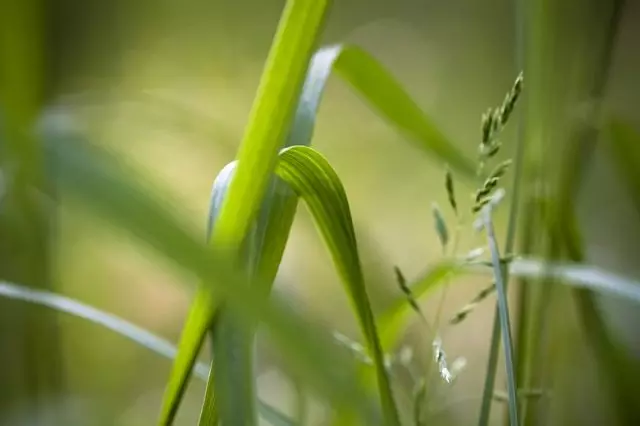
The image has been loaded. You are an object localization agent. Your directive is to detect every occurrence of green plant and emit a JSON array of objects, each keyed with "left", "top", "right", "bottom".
[{"left": 2, "top": 0, "right": 640, "bottom": 425}]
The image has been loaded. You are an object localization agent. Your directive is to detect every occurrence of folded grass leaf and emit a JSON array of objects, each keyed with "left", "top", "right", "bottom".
[
  {"left": 193, "top": 29, "right": 478, "bottom": 426},
  {"left": 44, "top": 131, "right": 382, "bottom": 425},
  {"left": 275, "top": 145, "right": 400, "bottom": 425}
]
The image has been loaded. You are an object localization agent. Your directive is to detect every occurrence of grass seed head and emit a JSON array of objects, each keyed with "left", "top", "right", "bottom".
[
  {"left": 449, "top": 282, "right": 496, "bottom": 325},
  {"left": 487, "top": 159, "right": 512, "bottom": 181},
  {"left": 444, "top": 166, "right": 457, "bottom": 214},
  {"left": 394, "top": 266, "right": 424, "bottom": 318},
  {"left": 481, "top": 109, "right": 495, "bottom": 146},
  {"left": 432, "top": 202, "right": 449, "bottom": 249}
]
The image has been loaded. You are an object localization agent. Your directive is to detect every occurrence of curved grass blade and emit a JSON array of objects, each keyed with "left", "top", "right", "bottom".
[
  {"left": 275, "top": 145, "right": 400, "bottom": 425},
  {"left": 0, "top": 280, "right": 294, "bottom": 426},
  {"left": 44, "top": 129, "right": 382, "bottom": 425}
]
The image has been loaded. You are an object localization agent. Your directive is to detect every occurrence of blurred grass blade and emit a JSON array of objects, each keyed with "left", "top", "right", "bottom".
[
  {"left": 0, "top": 280, "right": 302, "bottom": 426},
  {"left": 0, "top": 280, "right": 295, "bottom": 426},
  {"left": 0, "top": 0, "right": 66, "bottom": 416},
  {"left": 300, "top": 44, "right": 475, "bottom": 177},
  {"left": 608, "top": 119, "right": 640, "bottom": 213},
  {"left": 508, "top": 259, "right": 640, "bottom": 304},
  {"left": 44, "top": 129, "right": 382, "bottom": 425},
  {"left": 482, "top": 208, "right": 519, "bottom": 426},
  {"left": 255, "top": 35, "right": 484, "bottom": 294},
  {"left": 377, "top": 254, "right": 640, "bottom": 352},
  {"left": 0, "top": 280, "right": 202, "bottom": 374},
  {"left": 275, "top": 145, "right": 400, "bottom": 425}
]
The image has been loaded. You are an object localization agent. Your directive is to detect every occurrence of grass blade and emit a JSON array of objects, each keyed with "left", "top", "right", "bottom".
[
  {"left": 608, "top": 119, "right": 640, "bottom": 214},
  {"left": 303, "top": 44, "right": 476, "bottom": 177},
  {"left": 377, "top": 259, "right": 464, "bottom": 350},
  {"left": 163, "top": 0, "right": 332, "bottom": 424},
  {"left": 0, "top": 279, "right": 296, "bottom": 426},
  {"left": 0, "top": 0, "right": 66, "bottom": 416},
  {"left": 195, "top": 31, "right": 479, "bottom": 425},
  {"left": 275, "top": 145, "right": 400, "bottom": 425},
  {"left": 482, "top": 208, "right": 519, "bottom": 426}
]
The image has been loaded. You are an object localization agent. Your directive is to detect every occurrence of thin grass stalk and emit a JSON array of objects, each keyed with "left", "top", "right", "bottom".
[
  {"left": 482, "top": 209, "right": 519, "bottom": 426},
  {"left": 477, "top": 0, "right": 528, "bottom": 423}
]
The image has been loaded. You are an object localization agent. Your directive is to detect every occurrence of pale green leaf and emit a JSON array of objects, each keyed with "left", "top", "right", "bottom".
[{"left": 195, "top": 37, "right": 480, "bottom": 426}]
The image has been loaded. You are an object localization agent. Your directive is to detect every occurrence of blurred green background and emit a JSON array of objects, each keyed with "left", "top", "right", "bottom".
[{"left": 1, "top": 0, "right": 639, "bottom": 425}]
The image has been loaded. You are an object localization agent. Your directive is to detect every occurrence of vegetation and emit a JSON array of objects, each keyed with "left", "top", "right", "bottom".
[{"left": 1, "top": 0, "right": 638, "bottom": 425}]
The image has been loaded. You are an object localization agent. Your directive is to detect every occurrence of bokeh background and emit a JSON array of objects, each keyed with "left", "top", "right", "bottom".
[{"left": 1, "top": 0, "right": 639, "bottom": 425}]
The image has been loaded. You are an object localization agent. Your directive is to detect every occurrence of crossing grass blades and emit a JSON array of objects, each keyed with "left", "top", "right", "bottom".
[{"left": 2, "top": 0, "right": 640, "bottom": 425}]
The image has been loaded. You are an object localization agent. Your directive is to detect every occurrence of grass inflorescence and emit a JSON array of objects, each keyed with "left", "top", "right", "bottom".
[{"left": 393, "top": 72, "right": 524, "bottom": 424}]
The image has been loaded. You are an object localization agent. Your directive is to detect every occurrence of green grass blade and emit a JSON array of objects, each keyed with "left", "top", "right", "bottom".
[
  {"left": 275, "top": 145, "right": 400, "bottom": 425},
  {"left": 482, "top": 208, "right": 519, "bottom": 426},
  {"left": 44, "top": 129, "right": 382, "bottom": 425},
  {"left": 212, "top": 0, "right": 331, "bottom": 248},
  {"left": 608, "top": 119, "right": 640, "bottom": 213},
  {"left": 0, "top": 279, "right": 295, "bottom": 426},
  {"left": 553, "top": 203, "right": 640, "bottom": 424},
  {"left": 0, "top": 0, "right": 66, "bottom": 415}
]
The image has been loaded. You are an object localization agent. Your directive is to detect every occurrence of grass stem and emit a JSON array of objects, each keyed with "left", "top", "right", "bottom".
[{"left": 482, "top": 208, "right": 519, "bottom": 426}]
